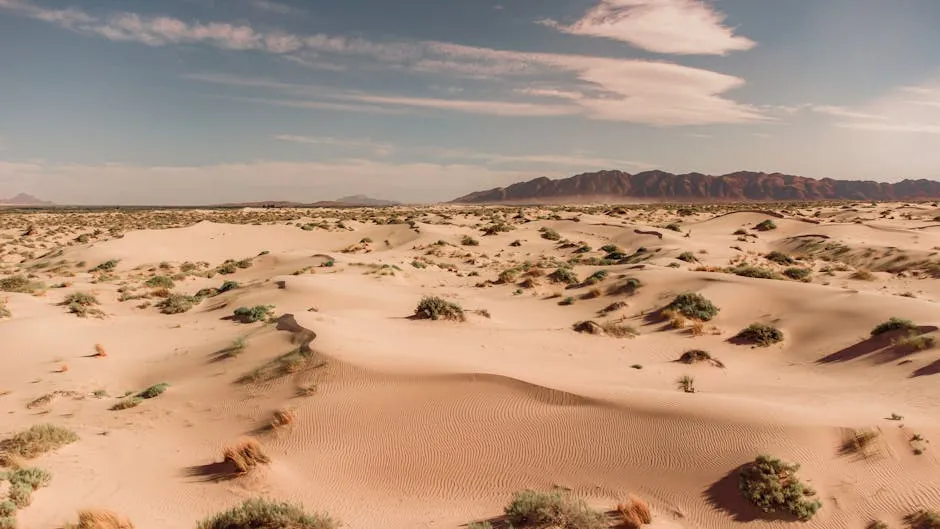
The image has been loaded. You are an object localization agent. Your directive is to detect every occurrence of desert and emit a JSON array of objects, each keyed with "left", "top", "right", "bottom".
[{"left": 1, "top": 201, "right": 939, "bottom": 529}]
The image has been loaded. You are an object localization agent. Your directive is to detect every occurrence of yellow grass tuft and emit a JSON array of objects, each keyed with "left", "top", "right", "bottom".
[
  {"left": 222, "top": 437, "right": 270, "bottom": 473},
  {"left": 64, "top": 509, "right": 135, "bottom": 529},
  {"left": 271, "top": 408, "right": 296, "bottom": 429},
  {"left": 617, "top": 494, "right": 653, "bottom": 529}
]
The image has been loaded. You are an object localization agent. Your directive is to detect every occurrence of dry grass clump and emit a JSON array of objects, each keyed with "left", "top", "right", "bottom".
[
  {"left": 840, "top": 429, "right": 880, "bottom": 456},
  {"left": 871, "top": 317, "right": 917, "bottom": 336},
  {"left": 222, "top": 438, "right": 271, "bottom": 474},
  {"left": 157, "top": 293, "right": 199, "bottom": 314},
  {"left": 196, "top": 498, "right": 338, "bottom": 529},
  {"left": 271, "top": 408, "right": 295, "bottom": 429},
  {"left": 63, "top": 509, "right": 134, "bottom": 529},
  {"left": 137, "top": 383, "right": 169, "bottom": 399},
  {"left": 110, "top": 397, "right": 142, "bottom": 411},
  {"left": 0, "top": 274, "right": 43, "bottom": 293},
  {"left": 678, "top": 349, "right": 724, "bottom": 367},
  {"left": 739, "top": 455, "right": 821, "bottom": 521},
  {"left": 661, "top": 309, "right": 687, "bottom": 329},
  {"left": 0, "top": 299, "right": 9, "bottom": 319},
  {"left": 0, "top": 424, "right": 78, "bottom": 460},
  {"left": 548, "top": 267, "right": 579, "bottom": 285},
  {"left": 503, "top": 489, "right": 607, "bottom": 529},
  {"left": 617, "top": 494, "right": 653, "bottom": 528},
  {"left": 734, "top": 323, "right": 784, "bottom": 346},
  {"left": 851, "top": 269, "right": 876, "bottom": 281},
  {"left": 664, "top": 292, "right": 719, "bottom": 321},
  {"left": 413, "top": 296, "right": 465, "bottom": 321}
]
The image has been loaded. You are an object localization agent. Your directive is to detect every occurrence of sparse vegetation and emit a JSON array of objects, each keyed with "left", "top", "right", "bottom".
[
  {"left": 0, "top": 275, "right": 43, "bottom": 293},
  {"left": 110, "top": 397, "right": 142, "bottom": 410},
  {"left": 906, "top": 509, "right": 940, "bottom": 529},
  {"left": 157, "top": 293, "right": 198, "bottom": 314},
  {"left": 765, "top": 251, "right": 795, "bottom": 265},
  {"left": 413, "top": 296, "right": 465, "bottom": 321},
  {"left": 664, "top": 292, "right": 719, "bottom": 321},
  {"left": 62, "top": 509, "right": 135, "bottom": 529},
  {"left": 548, "top": 267, "right": 579, "bottom": 285},
  {"left": 734, "top": 323, "right": 784, "bottom": 346},
  {"left": 739, "top": 455, "right": 821, "bottom": 521},
  {"left": 137, "top": 383, "right": 169, "bottom": 399},
  {"left": 232, "top": 305, "right": 275, "bottom": 323},
  {"left": 196, "top": 498, "right": 338, "bottom": 529},
  {"left": 754, "top": 219, "right": 777, "bottom": 231},
  {"left": 145, "top": 275, "right": 175, "bottom": 289},
  {"left": 0, "top": 424, "right": 78, "bottom": 459},
  {"left": 678, "top": 350, "right": 724, "bottom": 367},
  {"left": 503, "top": 489, "right": 607, "bottom": 529},
  {"left": 539, "top": 227, "right": 561, "bottom": 241},
  {"left": 783, "top": 267, "right": 812, "bottom": 281},
  {"left": 676, "top": 375, "right": 695, "bottom": 393},
  {"left": 840, "top": 429, "right": 880, "bottom": 456},
  {"left": 617, "top": 495, "right": 653, "bottom": 529},
  {"left": 871, "top": 317, "right": 917, "bottom": 336}
]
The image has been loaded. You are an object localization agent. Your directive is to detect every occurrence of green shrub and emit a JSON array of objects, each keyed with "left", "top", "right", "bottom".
[
  {"left": 503, "top": 490, "right": 607, "bottom": 529},
  {"left": 137, "top": 383, "right": 170, "bottom": 399},
  {"left": 157, "top": 293, "right": 198, "bottom": 314},
  {"left": 665, "top": 292, "right": 719, "bottom": 321},
  {"left": 607, "top": 277, "right": 641, "bottom": 296},
  {"left": 583, "top": 270, "right": 608, "bottom": 285},
  {"left": 906, "top": 510, "right": 940, "bottom": 529},
  {"left": 765, "top": 251, "right": 795, "bottom": 265},
  {"left": 196, "top": 498, "right": 339, "bottom": 529},
  {"left": 64, "top": 292, "right": 99, "bottom": 306},
  {"left": 871, "top": 317, "right": 917, "bottom": 336},
  {"left": 218, "top": 280, "right": 239, "bottom": 293},
  {"left": 664, "top": 222, "right": 682, "bottom": 232},
  {"left": 233, "top": 305, "right": 275, "bottom": 323},
  {"left": 754, "top": 220, "right": 777, "bottom": 231},
  {"left": 91, "top": 260, "right": 118, "bottom": 272},
  {"left": 735, "top": 323, "right": 784, "bottom": 346},
  {"left": 0, "top": 424, "right": 78, "bottom": 459},
  {"left": 600, "top": 244, "right": 621, "bottom": 253},
  {"left": 783, "top": 267, "right": 812, "bottom": 281},
  {"left": 539, "top": 227, "right": 561, "bottom": 241},
  {"left": 145, "top": 275, "right": 175, "bottom": 289},
  {"left": 739, "top": 455, "right": 821, "bottom": 520},
  {"left": 677, "top": 251, "right": 697, "bottom": 263},
  {"left": 6, "top": 467, "right": 52, "bottom": 507},
  {"left": 0, "top": 500, "right": 14, "bottom": 517},
  {"left": 548, "top": 267, "right": 578, "bottom": 285},
  {"left": 111, "top": 397, "right": 142, "bottom": 410},
  {"left": 414, "top": 296, "right": 465, "bottom": 321}
]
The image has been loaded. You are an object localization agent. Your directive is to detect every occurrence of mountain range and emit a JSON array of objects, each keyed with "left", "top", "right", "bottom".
[{"left": 451, "top": 171, "right": 940, "bottom": 204}]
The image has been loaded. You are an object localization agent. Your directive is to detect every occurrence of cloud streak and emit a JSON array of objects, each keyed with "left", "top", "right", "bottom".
[
  {"left": 3, "top": 0, "right": 766, "bottom": 126},
  {"left": 540, "top": 0, "right": 755, "bottom": 55}
]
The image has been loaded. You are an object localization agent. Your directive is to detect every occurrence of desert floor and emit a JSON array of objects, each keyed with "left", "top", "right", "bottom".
[{"left": 1, "top": 202, "right": 939, "bottom": 528}]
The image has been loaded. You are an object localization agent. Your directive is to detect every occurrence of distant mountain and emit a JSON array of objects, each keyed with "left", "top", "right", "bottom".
[
  {"left": 451, "top": 170, "right": 940, "bottom": 203},
  {"left": 331, "top": 195, "right": 400, "bottom": 206},
  {"left": 0, "top": 193, "right": 53, "bottom": 206}
]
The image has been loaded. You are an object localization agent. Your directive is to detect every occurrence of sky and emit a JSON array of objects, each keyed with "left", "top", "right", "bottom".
[{"left": 1, "top": 0, "right": 940, "bottom": 205}]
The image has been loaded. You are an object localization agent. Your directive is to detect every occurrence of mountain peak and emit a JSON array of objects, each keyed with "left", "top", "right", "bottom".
[{"left": 0, "top": 193, "right": 54, "bottom": 205}]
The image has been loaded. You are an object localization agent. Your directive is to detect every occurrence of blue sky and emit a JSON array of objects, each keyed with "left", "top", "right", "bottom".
[{"left": 1, "top": 0, "right": 939, "bottom": 204}]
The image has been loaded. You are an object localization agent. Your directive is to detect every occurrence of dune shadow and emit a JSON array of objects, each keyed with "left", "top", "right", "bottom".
[
  {"left": 912, "top": 358, "right": 940, "bottom": 377},
  {"left": 275, "top": 314, "right": 317, "bottom": 352},
  {"left": 182, "top": 460, "right": 242, "bottom": 482},
  {"left": 817, "top": 326, "right": 936, "bottom": 364},
  {"left": 703, "top": 465, "right": 797, "bottom": 523}
]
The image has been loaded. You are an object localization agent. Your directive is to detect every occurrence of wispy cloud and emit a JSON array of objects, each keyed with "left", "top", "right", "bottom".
[
  {"left": 248, "top": 0, "right": 300, "bottom": 15},
  {"left": 816, "top": 80, "right": 940, "bottom": 135},
  {"left": 540, "top": 0, "right": 755, "bottom": 55},
  {"left": 811, "top": 105, "right": 886, "bottom": 120},
  {"left": 274, "top": 135, "right": 395, "bottom": 155},
  {"left": 5, "top": 0, "right": 766, "bottom": 126},
  {"left": 428, "top": 148, "right": 656, "bottom": 170}
]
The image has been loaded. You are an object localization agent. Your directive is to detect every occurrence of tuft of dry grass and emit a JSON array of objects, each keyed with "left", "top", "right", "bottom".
[
  {"left": 851, "top": 269, "right": 876, "bottom": 281},
  {"left": 0, "top": 423, "right": 78, "bottom": 460},
  {"left": 271, "top": 409, "right": 295, "bottom": 429},
  {"left": 840, "top": 429, "right": 880, "bottom": 456},
  {"left": 662, "top": 308, "right": 686, "bottom": 329},
  {"left": 223, "top": 437, "right": 271, "bottom": 473},
  {"left": 63, "top": 509, "right": 135, "bottom": 529},
  {"left": 617, "top": 494, "right": 653, "bottom": 529}
]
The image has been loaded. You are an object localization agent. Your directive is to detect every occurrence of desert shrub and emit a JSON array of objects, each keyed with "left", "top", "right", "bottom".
[
  {"left": 734, "top": 323, "right": 784, "bottom": 346},
  {"left": 157, "top": 293, "right": 198, "bottom": 314},
  {"left": 677, "top": 251, "right": 697, "bottom": 263},
  {"left": 110, "top": 397, "right": 142, "bottom": 411},
  {"left": 871, "top": 317, "right": 917, "bottom": 336},
  {"left": 851, "top": 269, "right": 875, "bottom": 281},
  {"left": 232, "top": 305, "right": 275, "bottom": 323},
  {"left": 676, "top": 375, "right": 695, "bottom": 393},
  {"left": 0, "top": 500, "right": 13, "bottom": 517},
  {"left": 137, "top": 383, "right": 169, "bottom": 399},
  {"left": 414, "top": 296, "right": 465, "bottom": 321},
  {"left": 548, "top": 267, "right": 579, "bottom": 285},
  {"left": 482, "top": 223, "right": 512, "bottom": 236},
  {"left": 5, "top": 467, "right": 52, "bottom": 507},
  {"left": 866, "top": 520, "right": 888, "bottom": 529},
  {"left": 664, "top": 222, "right": 682, "bottom": 232},
  {"left": 0, "top": 274, "right": 43, "bottom": 293},
  {"left": 0, "top": 424, "right": 77, "bottom": 459},
  {"left": 840, "top": 429, "right": 879, "bottom": 455},
  {"left": 217, "top": 280, "right": 239, "bottom": 294},
  {"left": 739, "top": 455, "right": 821, "bottom": 520},
  {"left": 64, "top": 292, "right": 99, "bottom": 306},
  {"left": 196, "top": 498, "right": 338, "bottom": 529},
  {"left": 678, "top": 350, "right": 723, "bottom": 367},
  {"left": 783, "top": 267, "right": 812, "bottom": 281},
  {"left": 896, "top": 334, "right": 936, "bottom": 352},
  {"left": 539, "top": 227, "right": 561, "bottom": 241},
  {"left": 601, "top": 321, "right": 637, "bottom": 338},
  {"left": 730, "top": 266, "right": 781, "bottom": 280},
  {"left": 91, "top": 260, "right": 118, "bottom": 272},
  {"left": 467, "top": 523, "right": 493, "bottom": 529},
  {"left": 559, "top": 296, "right": 575, "bottom": 306},
  {"left": 222, "top": 438, "right": 271, "bottom": 474},
  {"left": 461, "top": 235, "right": 480, "bottom": 246},
  {"left": 733, "top": 228, "right": 748, "bottom": 235},
  {"left": 906, "top": 510, "right": 940, "bottom": 529},
  {"left": 607, "top": 277, "right": 641, "bottom": 296},
  {"left": 271, "top": 409, "right": 295, "bottom": 429},
  {"left": 600, "top": 244, "right": 621, "bottom": 253},
  {"left": 145, "top": 276, "right": 175, "bottom": 289},
  {"left": 503, "top": 489, "right": 607, "bottom": 529},
  {"left": 63, "top": 509, "right": 135, "bottom": 529},
  {"left": 497, "top": 268, "right": 520, "bottom": 284},
  {"left": 754, "top": 220, "right": 777, "bottom": 231},
  {"left": 617, "top": 495, "right": 652, "bottom": 528},
  {"left": 664, "top": 292, "right": 719, "bottom": 321},
  {"left": 764, "top": 251, "right": 794, "bottom": 265},
  {"left": 0, "top": 299, "right": 10, "bottom": 319},
  {"left": 583, "top": 269, "right": 608, "bottom": 285}
]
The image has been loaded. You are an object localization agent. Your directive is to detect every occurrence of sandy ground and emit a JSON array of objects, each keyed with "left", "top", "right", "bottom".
[{"left": 1, "top": 202, "right": 939, "bottom": 528}]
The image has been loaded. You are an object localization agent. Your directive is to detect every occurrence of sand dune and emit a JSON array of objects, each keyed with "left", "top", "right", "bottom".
[{"left": 1, "top": 202, "right": 939, "bottom": 529}]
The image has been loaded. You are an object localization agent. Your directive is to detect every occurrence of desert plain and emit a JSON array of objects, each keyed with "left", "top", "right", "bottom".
[{"left": 1, "top": 202, "right": 939, "bottom": 529}]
